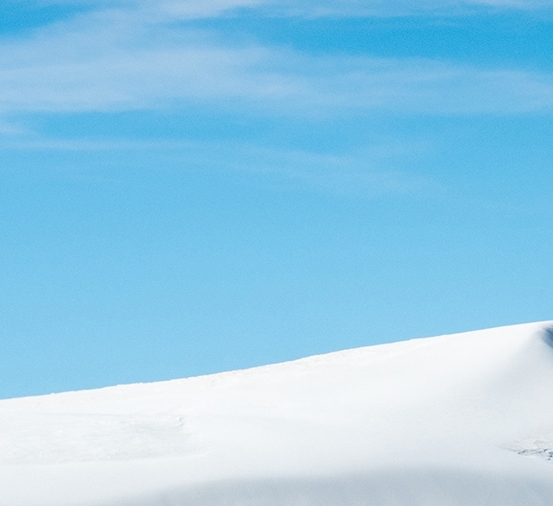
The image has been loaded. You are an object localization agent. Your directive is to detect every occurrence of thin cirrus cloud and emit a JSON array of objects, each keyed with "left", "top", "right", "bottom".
[
  {"left": 230, "top": 145, "right": 441, "bottom": 197},
  {"left": 1, "top": 0, "right": 553, "bottom": 123},
  {"left": 1, "top": 11, "right": 553, "bottom": 118},
  {"left": 137, "top": 0, "right": 553, "bottom": 19},
  {"left": 254, "top": 0, "right": 553, "bottom": 17},
  {"left": 21, "top": 0, "right": 553, "bottom": 16}
]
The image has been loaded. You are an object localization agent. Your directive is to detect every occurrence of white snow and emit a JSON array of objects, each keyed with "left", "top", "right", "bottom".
[{"left": 1, "top": 321, "right": 553, "bottom": 505}]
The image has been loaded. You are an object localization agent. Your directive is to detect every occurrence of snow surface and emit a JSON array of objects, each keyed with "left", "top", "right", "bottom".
[{"left": 1, "top": 322, "right": 553, "bottom": 505}]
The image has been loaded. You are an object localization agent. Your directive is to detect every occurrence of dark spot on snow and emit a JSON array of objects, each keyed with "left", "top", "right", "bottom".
[
  {"left": 512, "top": 440, "right": 553, "bottom": 463},
  {"left": 544, "top": 327, "right": 553, "bottom": 348},
  {"left": 516, "top": 448, "right": 553, "bottom": 461}
]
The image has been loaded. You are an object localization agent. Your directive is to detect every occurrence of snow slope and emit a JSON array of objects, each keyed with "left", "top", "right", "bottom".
[{"left": 1, "top": 322, "right": 553, "bottom": 505}]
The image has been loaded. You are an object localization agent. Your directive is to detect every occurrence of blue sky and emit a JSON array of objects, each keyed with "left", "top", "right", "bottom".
[{"left": 1, "top": 0, "right": 553, "bottom": 399}]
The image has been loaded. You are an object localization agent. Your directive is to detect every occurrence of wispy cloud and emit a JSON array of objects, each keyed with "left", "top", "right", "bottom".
[
  {"left": 252, "top": 0, "right": 553, "bottom": 17},
  {"left": 0, "top": 119, "right": 28, "bottom": 136},
  {"left": 19, "top": 0, "right": 553, "bottom": 18},
  {"left": 230, "top": 145, "right": 442, "bottom": 198},
  {"left": 1, "top": 0, "right": 552, "bottom": 166},
  {"left": 0, "top": 133, "right": 439, "bottom": 198},
  {"left": 1, "top": 8, "right": 553, "bottom": 117}
]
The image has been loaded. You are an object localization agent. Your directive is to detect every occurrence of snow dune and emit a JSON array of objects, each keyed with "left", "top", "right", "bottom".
[{"left": 1, "top": 322, "right": 553, "bottom": 505}]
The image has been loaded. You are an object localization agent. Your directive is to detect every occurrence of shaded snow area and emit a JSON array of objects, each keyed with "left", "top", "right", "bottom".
[{"left": 1, "top": 322, "right": 553, "bottom": 505}]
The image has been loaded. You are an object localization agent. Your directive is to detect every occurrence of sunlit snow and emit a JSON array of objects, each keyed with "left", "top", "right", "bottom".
[{"left": 1, "top": 322, "right": 553, "bottom": 505}]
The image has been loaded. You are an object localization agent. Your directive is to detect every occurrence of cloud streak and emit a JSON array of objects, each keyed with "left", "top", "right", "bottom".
[
  {"left": 20, "top": 0, "right": 553, "bottom": 18},
  {"left": 1, "top": 8, "right": 553, "bottom": 118},
  {"left": 0, "top": 132, "right": 439, "bottom": 198}
]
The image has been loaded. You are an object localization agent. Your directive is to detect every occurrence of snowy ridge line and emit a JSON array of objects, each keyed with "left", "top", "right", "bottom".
[
  {"left": 8, "top": 319, "right": 552, "bottom": 403},
  {"left": 1, "top": 321, "right": 553, "bottom": 506}
]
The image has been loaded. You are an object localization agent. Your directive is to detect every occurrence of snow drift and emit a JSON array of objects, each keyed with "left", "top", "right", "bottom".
[{"left": 1, "top": 321, "right": 553, "bottom": 505}]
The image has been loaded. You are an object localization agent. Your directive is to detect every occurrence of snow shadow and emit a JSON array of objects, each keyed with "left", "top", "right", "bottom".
[
  {"left": 543, "top": 326, "right": 553, "bottom": 348},
  {"left": 123, "top": 469, "right": 553, "bottom": 506}
]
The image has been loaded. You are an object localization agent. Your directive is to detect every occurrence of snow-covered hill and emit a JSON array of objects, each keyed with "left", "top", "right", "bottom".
[{"left": 1, "top": 322, "right": 553, "bottom": 505}]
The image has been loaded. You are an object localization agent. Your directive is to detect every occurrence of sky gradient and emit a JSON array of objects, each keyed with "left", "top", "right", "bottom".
[{"left": 1, "top": 0, "right": 553, "bottom": 399}]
